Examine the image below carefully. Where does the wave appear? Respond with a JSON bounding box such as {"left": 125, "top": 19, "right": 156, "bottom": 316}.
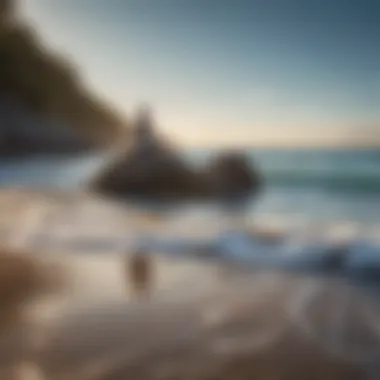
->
{"left": 188, "top": 148, "right": 380, "bottom": 194}
{"left": 263, "top": 169, "right": 380, "bottom": 193}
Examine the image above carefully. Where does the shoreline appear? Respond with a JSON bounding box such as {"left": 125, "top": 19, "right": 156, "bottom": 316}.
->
{"left": 0, "top": 188, "right": 379, "bottom": 378}
{"left": 0, "top": 188, "right": 379, "bottom": 286}
{"left": 0, "top": 187, "right": 380, "bottom": 250}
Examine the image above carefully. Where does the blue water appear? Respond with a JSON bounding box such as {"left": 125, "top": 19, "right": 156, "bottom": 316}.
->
{"left": 255, "top": 148, "right": 380, "bottom": 225}
{"left": 0, "top": 148, "right": 380, "bottom": 225}
{"left": 187, "top": 147, "right": 380, "bottom": 225}
{"left": 0, "top": 154, "right": 107, "bottom": 189}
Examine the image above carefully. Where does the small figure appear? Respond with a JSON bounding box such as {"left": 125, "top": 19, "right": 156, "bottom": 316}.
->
{"left": 125, "top": 249, "right": 153, "bottom": 299}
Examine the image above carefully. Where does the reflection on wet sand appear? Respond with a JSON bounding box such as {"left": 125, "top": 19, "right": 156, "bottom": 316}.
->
{"left": 0, "top": 249, "right": 380, "bottom": 379}
{"left": 0, "top": 249, "right": 67, "bottom": 380}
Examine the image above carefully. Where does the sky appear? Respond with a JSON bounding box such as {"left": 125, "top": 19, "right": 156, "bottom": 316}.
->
{"left": 19, "top": 0, "right": 380, "bottom": 147}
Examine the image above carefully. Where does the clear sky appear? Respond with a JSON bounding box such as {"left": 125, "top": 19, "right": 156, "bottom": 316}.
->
{"left": 20, "top": 0, "right": 380, "bottom": 147}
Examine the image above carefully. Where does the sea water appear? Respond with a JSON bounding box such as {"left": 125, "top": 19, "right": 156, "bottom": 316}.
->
{"left": 184, "top": 147, "right": 380, "bottom": 226}
{"left": 1, "top": 148, "right": 380, "bottom": 287}
{"left": 1, "top": 148, "right": 380, "bottom": 226}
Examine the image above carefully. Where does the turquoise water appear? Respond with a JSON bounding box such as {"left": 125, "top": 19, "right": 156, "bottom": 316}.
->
{"left": 0, "top": 148, "right": 380, "bottom": 225}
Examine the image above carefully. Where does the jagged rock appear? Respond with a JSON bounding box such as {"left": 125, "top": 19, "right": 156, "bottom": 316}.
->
{"left": 90, "top": 106, "right": 262, "bottom": 201}
{"left": 91, "top": 146, "right": 262, "bottom": 201}
{"left": 90, "top": 144, "right": 204, "bottom": 199}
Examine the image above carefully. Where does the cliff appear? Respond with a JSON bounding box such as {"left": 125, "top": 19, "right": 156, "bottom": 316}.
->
{"left": 0, "top": 0, "right": 127, "bottom": 156}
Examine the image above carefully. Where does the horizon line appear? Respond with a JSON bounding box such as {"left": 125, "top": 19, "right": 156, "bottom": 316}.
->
{"left": 179, "top": 142, "right": 380, "bottom": 150}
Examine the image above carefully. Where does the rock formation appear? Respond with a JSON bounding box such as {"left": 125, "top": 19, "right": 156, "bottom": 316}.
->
{"left": 90, "top": 107, "right": 202, "bottom": 198}
{"left": 204, "top": 150, "right": 262, "bottom": 201}
{"left": 90, "top": 106, "right": 262, "bottom": 201}
{"left": 0, "top": 2, "right": 125, "bottom": 156}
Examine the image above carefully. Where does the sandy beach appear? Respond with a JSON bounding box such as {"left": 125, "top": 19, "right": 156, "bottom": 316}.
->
{"left": 0, "top": 188, "right": 379, "bottom": 379}
{"left": 1, "top": 249, "right": 380, "bottom": 379}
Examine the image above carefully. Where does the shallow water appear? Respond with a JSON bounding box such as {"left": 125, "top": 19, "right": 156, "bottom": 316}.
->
{"left": 1, "top": 148, "right": 380, "bottom": 226}
{"left": 1, "top": 149, "right": 380, "bottom": 284}
{"left": 186, "top": 147, "right": 380, "bottom": 225}
{"left": 0, "top": 154, "right": 106, "bottom": 190}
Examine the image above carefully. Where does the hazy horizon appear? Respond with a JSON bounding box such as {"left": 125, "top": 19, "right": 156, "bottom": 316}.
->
{"left": 20, "top": 0, "right": 380, "bottom": 148}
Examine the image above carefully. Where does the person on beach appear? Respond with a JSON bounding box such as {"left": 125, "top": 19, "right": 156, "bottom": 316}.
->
{"left": 125, "top": 249, "right": 154, "bottom": 299}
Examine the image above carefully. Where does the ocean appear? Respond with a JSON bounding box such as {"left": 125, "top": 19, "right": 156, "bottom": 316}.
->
{"left": 187, "top": 147, "right": 380, "bottom": 226}
{"left": 0, "top": 147, "right": 380, "bottom": 227}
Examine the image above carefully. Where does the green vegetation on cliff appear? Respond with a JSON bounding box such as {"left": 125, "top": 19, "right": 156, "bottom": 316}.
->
{"left": 0, "top": 0, "right": 127, "bottom": 151}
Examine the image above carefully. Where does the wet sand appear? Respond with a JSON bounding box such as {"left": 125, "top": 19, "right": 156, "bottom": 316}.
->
{"left": 1, "top": 188, "right": 376, "bottom": 256}
{"left": 0, "top": 249, "right": 379, "bottom": 379}
{"left": 0, "top": 189, "right": 380, "bottom": 379}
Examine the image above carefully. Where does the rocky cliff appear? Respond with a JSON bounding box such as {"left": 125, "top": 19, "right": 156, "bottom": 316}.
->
{"left": 0, "top": 0, "right": 127, "bottom": 156}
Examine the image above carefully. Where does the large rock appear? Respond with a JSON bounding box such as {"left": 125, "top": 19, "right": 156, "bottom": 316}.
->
{"left": 204, "top": 151, "right": 262, "bottom": 200}
{"left": 90, "top": 106, "right": 262, "bottom": 201}
{"left": 91, "top": 147, "right": 262, "bottom": 201}
{"left": 90, "top": 144, "right": 205, "bottom": 199}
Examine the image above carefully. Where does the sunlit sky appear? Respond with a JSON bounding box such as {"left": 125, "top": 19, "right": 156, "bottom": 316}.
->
{"left": 20, "top": 0, "right": 380, "bottom": 147}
